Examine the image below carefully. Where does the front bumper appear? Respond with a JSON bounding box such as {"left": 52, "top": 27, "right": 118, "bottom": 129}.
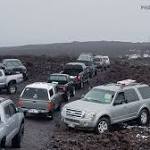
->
{"left": 61, "top": 116, "right": 96, "bottom": 129}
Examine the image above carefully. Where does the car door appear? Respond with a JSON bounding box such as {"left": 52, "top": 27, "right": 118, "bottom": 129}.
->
{"left": 0, "top": 70, "right": 6, "bottom": 85}
{"left": 124, "top": 89, "right": 141, "bottom": 119}
{"left": 111, "top": 92, "right": 128, "bottom": 123}
{"left": 4, "top": 104, "right": 16, "bottom": 142}
{"left": 50, "top": 88, "right": 60, "bottom": 109}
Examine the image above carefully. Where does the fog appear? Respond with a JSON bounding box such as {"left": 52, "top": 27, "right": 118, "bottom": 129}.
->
{"left": 0, "top": 0, "right": 150, "bottom": 46}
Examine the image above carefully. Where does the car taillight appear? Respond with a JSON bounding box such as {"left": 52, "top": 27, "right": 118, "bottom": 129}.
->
{"left": 48, "top": 102, "right": 55, "bottom": 111}
{"left": 17, "top": 99, "right": 23, "bottom": 107}
{"left": 76, "top": 75, "right": 81, "bottom": 81}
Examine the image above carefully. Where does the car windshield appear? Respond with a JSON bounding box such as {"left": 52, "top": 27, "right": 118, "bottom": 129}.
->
{"left": 5, "top": 60, "right": 23, "bottom": 67}
{"left": 21, "top": 88, "right": 48, "bottom": 100}
{"left": 83, "top": 88, "right": 115, "bottom": 104}
{"left": 49, "top": 75, "right": 68, "bottom": 84}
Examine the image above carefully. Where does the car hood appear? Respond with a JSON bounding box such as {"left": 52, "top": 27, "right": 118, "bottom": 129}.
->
{"left": 64, "top": 99, "right": 111, "bottom": 113}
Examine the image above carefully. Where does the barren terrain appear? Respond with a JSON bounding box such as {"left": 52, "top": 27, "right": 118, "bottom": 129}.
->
{"left": 1, "top": 56, "right": 150, "bottom": 150}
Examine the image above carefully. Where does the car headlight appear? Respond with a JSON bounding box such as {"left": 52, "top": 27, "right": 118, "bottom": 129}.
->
{"left": 83, "top": 112, "right": 96, "bottom": 120}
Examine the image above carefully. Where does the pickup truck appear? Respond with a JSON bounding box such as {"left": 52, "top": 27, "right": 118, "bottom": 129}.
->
{"left": 0, "top": 97, "right": 24, "bottom": 148}
{"left": 0, "top": 69, "right": 23, "bottom": 94}
{"left": 77, "top": 60, "right": 97, "bottom": 78}
{"left": 61, "top": 62, "right": 89, "bottom": 89}
{"left": 61, "top": 79, "right": 150, "bottom": 134}
{"left": 18, "top": 82, "right": 64, "bottom": 119}
{"left": 48, "top": 73, "right": 75, "bottom": 101}
{"left": 0, "top": 59, "right": 27, "bottom": 80}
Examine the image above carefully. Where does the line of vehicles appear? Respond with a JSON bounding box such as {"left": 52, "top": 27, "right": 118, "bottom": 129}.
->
{"left": 3, "top": 54, "right": 150, "bottom": 148}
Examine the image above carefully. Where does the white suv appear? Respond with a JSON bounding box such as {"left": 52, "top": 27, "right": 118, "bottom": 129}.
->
{"left": 0, "top": 97, "right": 24, "bottom": 148}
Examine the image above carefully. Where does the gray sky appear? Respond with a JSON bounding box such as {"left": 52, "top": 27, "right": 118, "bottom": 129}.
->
{"left": 0, "top": 0, "right": 150, "bottom": 46}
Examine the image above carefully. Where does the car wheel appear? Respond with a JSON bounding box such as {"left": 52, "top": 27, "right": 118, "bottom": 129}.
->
{"left": 1, "top": 137, "right": 6, "bottom": 148}
{"left": 71, "top": 87, "right": 75, "bottom": 97}
{"left": 7, "top": 83, "right": 17, "bottom": 94}
{"left": 138, "top": 109, "right": 149, "bottom": 125}
{"left": 96, "top": 117, "right": 110, "bottom": 134}
{"left": 12, "top": 123, "right": 24, "bottom": 148}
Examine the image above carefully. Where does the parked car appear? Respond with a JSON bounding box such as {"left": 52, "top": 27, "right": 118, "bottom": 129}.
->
{"left": 48, "top": 73, "right": 75, "bottom": 101}
{"left": 77, "top": 60, "right": 97, "bottom": 78}
{"left": 0, "top": 69, "right": 23, "bottom": 94}
{"left": 0, "top": 59, "right": 28, "bottom": 80}
{"left": 61, "top": 79, "right": 150, "bottom": 134}
{"left": 61, "top": 62, "right": 89, "bottom": 89}
{"left": 0, "top": 97, "right": 24, "bottom": 148}
{"left": 94, "top": 55, "right": 110, "bottom": 69}
{"left": 18, "top": 82, "right": 63, "bottom": 118}
{"left": 77, "top": 53, "right": 94, "bottom": 62}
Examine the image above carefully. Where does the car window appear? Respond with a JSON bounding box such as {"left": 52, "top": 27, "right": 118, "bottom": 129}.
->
{"left": 4, "top": 105, "right": 11, "bottom": 118}
{"left": 49, "top": 89, "right": 54, "bottom": 97}
{"left": 124, "top": 89, "right": 139, "bottom": 102}
{"left": 0, "top": 71, "right": 2, "bottom": 76}
{"left": 114, "top": 92, "right": 126, "bottom": 105}
{"left": 138, "top": 86, "right": 150, "bottom": 99}
{"left": 9, "top": 104, "right": 16, "bottom": 116}
{"left": 22, "top": 88, "right": 48, "bottom": 100}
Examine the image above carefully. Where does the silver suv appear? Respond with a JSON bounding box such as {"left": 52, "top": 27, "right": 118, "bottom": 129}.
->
{"left": 61, "top": 79, "right": 150, "bottom": 134}
{"left": 0, "top": 98, "right": 24, "bottom": 148}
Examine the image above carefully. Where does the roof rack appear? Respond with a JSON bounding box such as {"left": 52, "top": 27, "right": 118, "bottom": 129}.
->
{"left": 117, "top": 79, "right": 139, "bottom": 88}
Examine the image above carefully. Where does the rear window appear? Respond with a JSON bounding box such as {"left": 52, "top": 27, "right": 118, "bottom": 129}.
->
{"left": 22, "top": 88, "right": 48, "bottom": 100}
{"left": 138, "top": 86, "right": 150, "bottom": 99}
{"left": 49, "top": 75, "right": 67, "bottom": 81}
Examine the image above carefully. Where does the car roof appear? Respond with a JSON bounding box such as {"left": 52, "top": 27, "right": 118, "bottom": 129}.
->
{"left": 3, "top": 59, "right": 21, "bottom": 62}
{"left": 94, "top": 83, "right": 148, "bottom": 92}
{"left": 50, "top": 73, "right": 69, "bottom": 77}
{"left": 25, "top": 82, "right": 56, "bottom": 90}
{"left": 66, "top": 62, "right": 86, "bottom": 67}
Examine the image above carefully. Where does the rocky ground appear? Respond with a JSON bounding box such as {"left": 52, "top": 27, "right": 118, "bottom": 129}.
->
{"left": 1, "top": 56, "right": 150, "bottom": 150}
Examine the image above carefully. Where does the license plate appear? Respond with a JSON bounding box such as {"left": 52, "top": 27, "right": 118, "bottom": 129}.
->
{"left": 28, "top": 109, "right": 39, "bottom": 114}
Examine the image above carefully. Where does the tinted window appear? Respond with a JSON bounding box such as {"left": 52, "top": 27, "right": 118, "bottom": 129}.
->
{"left": 0, "top": 71, "right": 2, "bottom": 76}
{"left": 4, "top": 105, "right": 11, "bottom": 118}
{"left": 9, "top": 104, "right": 16, "bottom": 116}
{"left": 49, "top": 89, "right": 54, "bottom": 97}
{"left": 114, "top": 92, "right": 126, "bottom": 105}
{"left": 22, "top": 88, "right": 48, "bottom": 100}
{"left": 138, "top": 86, "right": 150, "bottom": 99}
{"left": 124, "top": 89, "right": 139, "bottom": 102}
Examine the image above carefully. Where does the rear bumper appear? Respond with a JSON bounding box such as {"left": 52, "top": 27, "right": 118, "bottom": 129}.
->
{"left": 20, "top": 107, "right": 49, "bottom": 114}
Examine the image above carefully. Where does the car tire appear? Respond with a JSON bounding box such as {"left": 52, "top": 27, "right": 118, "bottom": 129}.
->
{"left": 7, "top": 83, "right": 17, "bottom": 94}
{"left": 138, "top": 109, "right": 149, "bottom": 125}
{"left": 95, "top": 117, "right": 110, "bottom": 134}
{"left": 71, "top": 87, "right": 75, "bottom": 97}
{"left": 12, "top": 123, "right": 24, "bottom": 148}
{"left": 1, "top": 137, "right": 6, "bottom": 148}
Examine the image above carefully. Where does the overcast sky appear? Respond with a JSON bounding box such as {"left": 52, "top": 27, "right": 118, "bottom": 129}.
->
{"left": 0, "top": 0, "right": 150, "bottom": 46}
